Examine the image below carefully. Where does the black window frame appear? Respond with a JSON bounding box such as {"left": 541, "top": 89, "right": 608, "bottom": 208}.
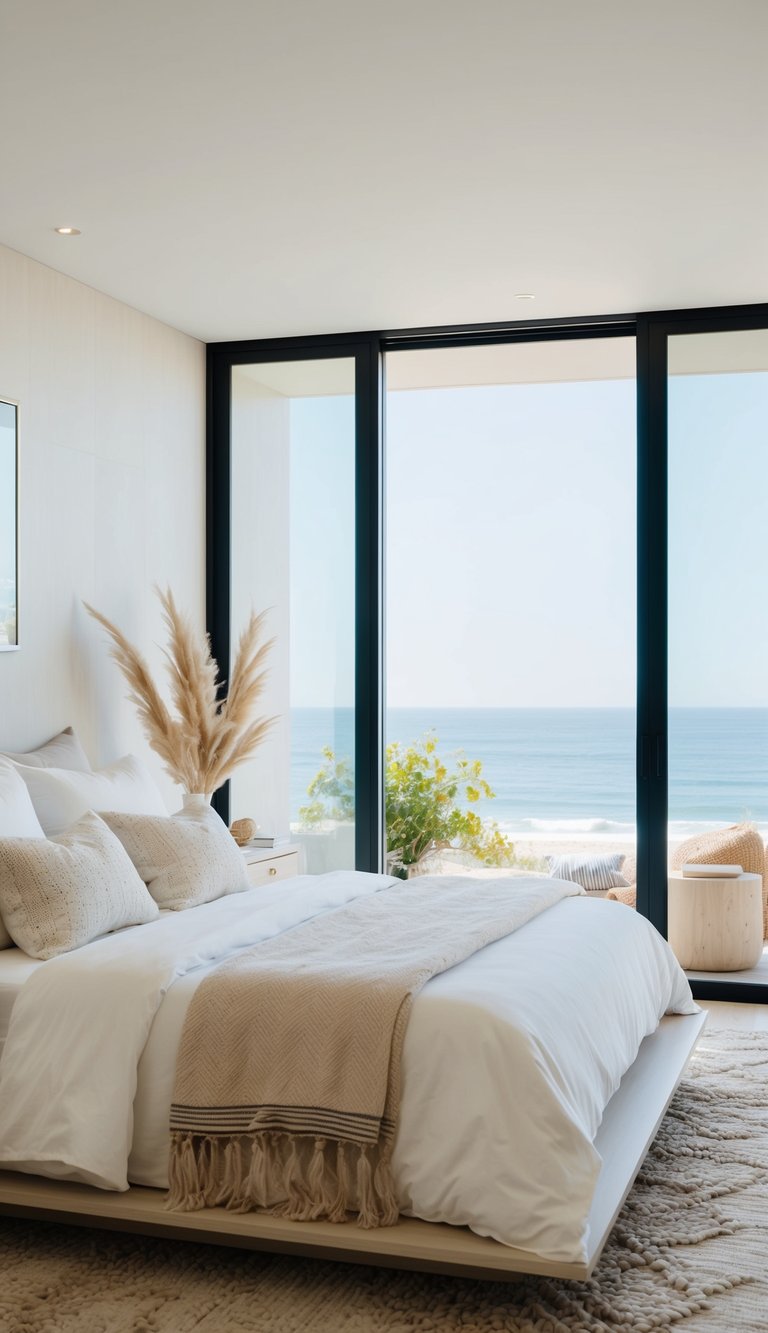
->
{"left": 637, "top": 303, "right": 768, "bottom": 1002}
{"left": 207, "top": 334, "right": 383, "bottom": 871}
{"left": 208, "top": 301, "right": 768, "bottom": 1004}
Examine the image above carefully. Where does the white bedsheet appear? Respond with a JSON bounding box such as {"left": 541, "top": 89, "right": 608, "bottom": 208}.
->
{"left": 0, "top": 873, "right": 697, "bottom": 1263}
{"left": 0, "top": 950, "right": 44, "bottom": 1055}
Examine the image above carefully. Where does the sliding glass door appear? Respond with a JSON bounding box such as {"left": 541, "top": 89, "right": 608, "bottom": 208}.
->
{"left": 209, "top": 303, "right": 768, "bottom": 1000}
{"left": 384, "top": 338, "right": 637, "bottom": 885}
{"left": 667, "top": 325, "right": 768, "bottom": 990}
{"left": 218, "top": 341, "right": 381, "bottom": 873}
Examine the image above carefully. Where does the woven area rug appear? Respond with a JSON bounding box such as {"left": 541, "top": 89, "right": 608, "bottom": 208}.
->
{"left": 2, "top": 1028, "right": 768, "bottom": 1333}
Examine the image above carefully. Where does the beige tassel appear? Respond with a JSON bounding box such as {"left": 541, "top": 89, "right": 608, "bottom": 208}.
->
{"left": 356, "top": 1144, "right": 378, "bottom": 1228}
{"left": 232, "top": 1133, "right": 270, "bottom": 1214}
{"left": 283, "top": 1135, "right": 301, "bottom": 1208}
{"left": 165, "top": 1133, "right": 186, "bottom": 1211}
{"left": 280, "top": 1134, "right": 315, "bottom": 1219}
{"left": 327, "top": 1141, "right": 350, "bottom": 1224}
{"left": 167, "top": 1131, "right": 399, "bottom": 1228}
{"left": 225, "top": 1139, "right": 247, "bottom": 1210}
{"left": 171, "top": 1135, "right": 204, "bottom": 1211}
{"left": 373, "top": 1148, "right": 400, "bottom": 1227}
{"left": 203, "top": 1137, "right": 223, "bottom": 1206}
{"left": 216, "top": 1139, "right": 244, "bottom": 1209}
{"left": 195, "top": 1137, "right": 212, "bottom": 1203}
{"left": 213, "top": 1140, "right": 235, "bottom": 1206}
{"left": 306, "top": 1137, "right": 338, "bottom": 1220}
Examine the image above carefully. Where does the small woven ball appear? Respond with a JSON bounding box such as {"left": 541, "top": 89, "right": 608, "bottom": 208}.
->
{"left": 230, "top": 817, "right": 256, "bottom": 846}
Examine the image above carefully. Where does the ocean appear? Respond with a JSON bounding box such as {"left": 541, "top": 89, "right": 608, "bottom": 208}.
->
{"left": 290, "top": 707, "right": 768, "bottom": 842}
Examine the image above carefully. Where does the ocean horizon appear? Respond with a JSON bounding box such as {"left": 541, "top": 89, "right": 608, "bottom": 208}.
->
{"left": 289, "top": 706, "right": 768, "bottom": 842}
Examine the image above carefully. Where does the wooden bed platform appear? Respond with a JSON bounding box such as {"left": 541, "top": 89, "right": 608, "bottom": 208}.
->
{"left": 0, "top": 1010, "right": 706, "bottom": 1283}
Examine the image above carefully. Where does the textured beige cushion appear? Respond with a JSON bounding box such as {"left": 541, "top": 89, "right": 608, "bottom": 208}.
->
{"left": 606, "top": 883, "right": 637, "bottom": 908}
{"left": 101, "top": 807, "right": 249, "bottom": 910}
{"left": 606, "top": 853, "right": 637, "bottom": 907}
{"left": 608, "top": 834, "right": 768, "bottom": 926}
{"left": 0, "top": 760, "right": 47, "bottom": 948}
{"left": 1, "top": 726, "right": 91, "bottom": 772}
{"left": 670, "top": 823, "right": 768, "bottom": 937}
{"left": 0, "top": 811, "right": 159, "bottom": 959}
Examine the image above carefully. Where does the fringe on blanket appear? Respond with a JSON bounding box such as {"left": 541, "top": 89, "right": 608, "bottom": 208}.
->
{"left": 166, "top": 1131, "right": 400, "bottom": 1228}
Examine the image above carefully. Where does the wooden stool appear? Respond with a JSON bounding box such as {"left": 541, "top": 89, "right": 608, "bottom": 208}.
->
{"left": 667, "top": 872, "right": 763, "bottom": 971}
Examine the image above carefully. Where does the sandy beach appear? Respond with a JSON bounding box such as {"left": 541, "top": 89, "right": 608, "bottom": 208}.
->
{"left": 412, "top": 831, "right": 704, "bottom": 882}
{"left": 512, "top": 835, "right": 635, "bottom": 866}
{"left": 407, "top": 835, "right": 639, "bottom": 880}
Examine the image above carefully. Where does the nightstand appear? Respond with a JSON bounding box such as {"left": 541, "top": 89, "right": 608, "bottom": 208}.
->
{"left": 240, "top": 843, "right": 301, "bottom": 887}
{"left": 668, "top": 871, "right": 763, "bottom": 971}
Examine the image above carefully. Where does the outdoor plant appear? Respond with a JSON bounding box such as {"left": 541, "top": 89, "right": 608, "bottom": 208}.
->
{"left": 300, "top": 732, "right": 524, "bottom": 878}
{"left": 300, "top": 748, "right": 355, "bottom": 828}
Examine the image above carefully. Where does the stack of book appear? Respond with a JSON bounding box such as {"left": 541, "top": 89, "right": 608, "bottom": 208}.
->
{"left": 681, "top": 863, "right": 743, "bottom": 878}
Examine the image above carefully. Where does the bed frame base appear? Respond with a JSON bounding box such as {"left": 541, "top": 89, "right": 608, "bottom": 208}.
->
{"left": 0, "top": 1011, "right": 706, "bottom": 1282}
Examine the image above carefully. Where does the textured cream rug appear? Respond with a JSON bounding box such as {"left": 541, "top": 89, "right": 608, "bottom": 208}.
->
{"left": 2, "top": 1029, "right": 768, "bottom": 1333}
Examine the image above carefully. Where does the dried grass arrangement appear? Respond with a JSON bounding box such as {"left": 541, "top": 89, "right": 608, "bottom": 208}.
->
{"left": 85, "top": 589, "right": 277, "bottom": 798}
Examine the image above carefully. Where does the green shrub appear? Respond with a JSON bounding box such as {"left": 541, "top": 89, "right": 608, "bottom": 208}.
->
{"left": 300, "top": 731, "right": 527, "bottom": 878}
{"left": 299, "top": 748, "right": 355, "bottom": 828}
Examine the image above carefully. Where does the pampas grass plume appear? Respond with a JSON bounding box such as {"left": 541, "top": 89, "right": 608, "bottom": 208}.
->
{"left": 84, "top": 590, "right": 277, "bottom": 795}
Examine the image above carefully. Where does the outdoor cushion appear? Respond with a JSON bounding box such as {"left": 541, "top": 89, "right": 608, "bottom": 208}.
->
{"left": 606, "top": 852, "right": 637, "bottom": 907}
{"left": 545, "top": 852, "right": 628, "bottom": 892}
{"left": 670, "top": 823, "right": 767, "bottom": 938}
{"left": 606, "top": 883, "right": 636, "bottom": 908}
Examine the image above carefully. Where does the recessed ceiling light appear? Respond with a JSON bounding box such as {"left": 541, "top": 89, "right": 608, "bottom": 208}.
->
{"left": 54, "top": 226, "right": 81, "bottom": 236}
{"left": 514, "top": 292, "right": 535, "bottom": 300}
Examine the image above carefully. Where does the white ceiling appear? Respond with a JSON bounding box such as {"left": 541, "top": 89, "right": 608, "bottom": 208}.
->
{"left": 232, "top": 331, "right": 768, "bottom": 397}
{"left": 1, "top": 0, "right": 766, "bottom": 344}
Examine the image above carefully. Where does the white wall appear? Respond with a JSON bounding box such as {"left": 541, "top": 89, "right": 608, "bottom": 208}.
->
{"left": 229, "top": 370, "right": 291, "bottom": 836}
{"left": 0, "top": 243, "right": 206, "bottom": 808}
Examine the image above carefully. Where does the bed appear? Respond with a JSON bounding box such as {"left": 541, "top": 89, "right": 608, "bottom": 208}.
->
{"left": 0, "top": 870, "right": 704, "bottom": 1282}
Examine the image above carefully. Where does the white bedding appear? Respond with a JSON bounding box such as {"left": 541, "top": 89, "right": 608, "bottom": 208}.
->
{"left": 0, "top": 950, "right": 44, "bottom": 1055}
{"left": 0, "top": 872, "right": 697, "bottom": 1263}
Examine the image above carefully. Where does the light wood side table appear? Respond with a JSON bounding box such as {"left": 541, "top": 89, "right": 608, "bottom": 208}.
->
{"left": 667, "top": 871, "right": 763, "bottom": 971}
{"left": 240, "top": 843, "right": 301, "bottom": 888}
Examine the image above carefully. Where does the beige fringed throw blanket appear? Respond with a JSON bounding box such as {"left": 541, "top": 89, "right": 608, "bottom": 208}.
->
{"left": 168, "top": 873, "right": 580, "bottom": 1225}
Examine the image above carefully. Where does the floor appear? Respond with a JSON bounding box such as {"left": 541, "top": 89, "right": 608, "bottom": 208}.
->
{"left": 698, "top": 997, "right": 768, "bottom": 1030}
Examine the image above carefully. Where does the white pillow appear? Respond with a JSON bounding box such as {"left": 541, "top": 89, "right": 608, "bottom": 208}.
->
{"left": 12, "top": 754, "right": 168, "bottom": 837}
{"left": 0, "top": 760, "right": 45, "bottom": 839}
{"left": 0, "top": 760, "right": 46, "bottom": 948}
{"left": 1, "top": 726, "right": 92, "bottom": 773}
{"left": 102, "top": 806, "right": 249, "bottom": 910}
{"left": 0, "top": 811, "right": 159, "bottom": 959}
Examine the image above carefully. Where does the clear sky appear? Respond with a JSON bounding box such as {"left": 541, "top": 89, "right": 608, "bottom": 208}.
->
{"left": 669, "top": 370, "right": 768, "bottom": 708}
{"left": 287, "top": 361, "right": 768, "bottom": 710}
{"left": 290, "top": 394, "right": 355, "bottom": 709}
{"left": 386, "top": 373, "right": 636, "bottom": 708}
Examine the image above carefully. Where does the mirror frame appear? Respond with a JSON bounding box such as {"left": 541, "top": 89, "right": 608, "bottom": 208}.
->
{"left": 0, "top": 396, "right": 18, "bottom": 652}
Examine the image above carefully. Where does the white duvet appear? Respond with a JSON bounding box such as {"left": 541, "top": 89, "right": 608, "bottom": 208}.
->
{"left": 0, "top": 871, "right": 697, "bottom": 1263}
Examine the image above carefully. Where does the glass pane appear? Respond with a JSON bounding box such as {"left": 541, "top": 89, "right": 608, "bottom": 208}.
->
{"left": 385, "top": 339, "right": 636, "bottom": 886}
{"left": 230, "top": 358, "right": 356, "bottom": 871}
{"left": 669, "top": 329, "right": 768, "bottom": 978}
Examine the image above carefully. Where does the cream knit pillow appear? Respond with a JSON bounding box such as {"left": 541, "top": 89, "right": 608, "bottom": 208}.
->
{"left": 0, "top": 759, "right": 47, "bottom": 948}
{"left": 101, "top": 807, "right": 249, "bottom": 910}
{"left": 0, "top": 811, "right": 159, "bottom": 959}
